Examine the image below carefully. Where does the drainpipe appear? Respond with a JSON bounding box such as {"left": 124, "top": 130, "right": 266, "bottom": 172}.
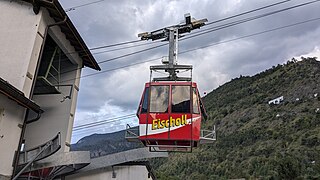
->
{"left": 11, "top": 10, "right": 67, "bottom": 177}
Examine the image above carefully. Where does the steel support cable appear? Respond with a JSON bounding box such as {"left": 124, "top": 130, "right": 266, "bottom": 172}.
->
{"left": 183, "top": 0, "right": 320, "bottom": 40}
{"left": 179, "top": 17, "right": 320, "bottom": 55}
{"left": 68, "top": 17, "right": 320, "bottom": 134}
{"left": 93, "top": 41, "right": 162, "bottom": 55}
{"left": 60, "top": 16, "right": 320, "bottom": 83}
{"left": 73, "top": 113, "right": 136, "bottom": 129}
{"left": 74, "top": 14, "right": 320, "bottom": 131}
{"left": 60, "top": 57, "right": 160, "bottom": 83}
{"left": 60, "top": 0, "right": 318, "bottom": 75}
{"left": 97, "top": 43, "right": 168, "bottom": 64}
{"left": 58, "top": 6, "right": 295, "bottom": 77}
{"left": 51, "top": 0, "right": 304, "bottom": 66}
{"left": 39, "top": 1, "right": 320, "bottom": 85}
{"left": 205, "top": 0, "right": 291, "bottom": 26}
{"left": 61, "top": 0, "right": 291, "bottom": 56}
{"left": 58, "top": 43, "right": 166, "bottom": 77}
{"left": 49, "top": 41, "right": 163, "bottom": 69}
{"left": 73, "top": 115, "right": 136, "bottom": 131}
{"left": 61, "top": 39, "right": 145, "bottom": 56}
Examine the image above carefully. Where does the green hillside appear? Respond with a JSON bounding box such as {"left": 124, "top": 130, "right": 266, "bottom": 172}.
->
{"left": 152, "top": 57, "right": 320, "bottom": 179}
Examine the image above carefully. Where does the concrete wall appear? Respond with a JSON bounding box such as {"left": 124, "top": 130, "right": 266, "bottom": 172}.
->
{"left": 66, "top": 165, "right": 152, "bottom": 180}
{"left": 0, "top": 0, "right": 84, "bottom": 177}
{"left": 0, "top": 1, "right": 42, "bottom": 177}
{"left": 0, "top": 95, "right": 27, "bottom": 178}
{"left": 23, "top": 65, "right": 81, "bottom": 153}
{"left": 23, "top": 8, "right": 83, "bottom": 153}
{"left": 0, "top": 0, "right": 42, "bottom": 97}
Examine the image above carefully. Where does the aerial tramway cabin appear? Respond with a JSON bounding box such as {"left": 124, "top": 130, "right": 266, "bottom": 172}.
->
{"left": 126, "top": 14, "right": 216, "bottom": 152}
{"left": 137, "top": 81, "right": 207, "bottom": 152}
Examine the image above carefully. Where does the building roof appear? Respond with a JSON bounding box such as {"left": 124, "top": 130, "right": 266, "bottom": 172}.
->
{"left": 0, "top": 77, "right": 43, "bottom": 114}
{"left": 79, "top": 148, "right": 168, "bottom": 171}
{"left": 68, "top": 148, "right": 167, "bottom": 180}
{"left": 23, "top": 0, "right": 101, "bottom": 71}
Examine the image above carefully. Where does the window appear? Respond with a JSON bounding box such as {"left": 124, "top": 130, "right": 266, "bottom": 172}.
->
{"left": 172, "top": 86, "right": 190, "bottom": 113}
{"left": 193, "top": 88, "right": 200, "bottom": 114}
{"left": 150, "top": 86, "right": 169, "bottom": 113}
{"left": 141, "top": 87, "right": 149, "bottom": 113}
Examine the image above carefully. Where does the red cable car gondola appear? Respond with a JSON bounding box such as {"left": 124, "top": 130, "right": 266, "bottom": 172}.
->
{"left": 137, "top": 81, "right": 207, "bottom": 152}
{"left": 126, "top": 14, "right": 215, "bottom": 152}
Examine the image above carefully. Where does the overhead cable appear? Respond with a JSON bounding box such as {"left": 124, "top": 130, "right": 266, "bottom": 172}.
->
{"left": 61, "top": 16, "right": 320, "bottom": 84}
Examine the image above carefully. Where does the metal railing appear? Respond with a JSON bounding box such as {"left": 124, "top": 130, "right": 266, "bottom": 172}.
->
{"left": 200, "top": 125, "right": 216, "bottom": 144}
{"left": 125, "top": 124, "right": 139, "bottom": 142}
{"left": 18, "top": 132, "right": 61, "bottom": 165}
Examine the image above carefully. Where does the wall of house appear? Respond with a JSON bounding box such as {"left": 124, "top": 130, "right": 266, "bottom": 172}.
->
{"left": 0, "top": 0, "right": 85, "bottom": 178}
{"left": 23, "top": 8, "right": 83, "bottom": 153}
{"left": 0, "top": 1, "right": 42, "bottom": 178}
{"left": 0, "top": 96, "right": 27, "bottom": 179}
{"left": 66, "top": 166, "right": 152, "bottom": 180}
{"left": 23, "top": 65, "right": 81, "bottom": 153}
{"left": 0, "top": 0, "right": 42, "bottom": 97}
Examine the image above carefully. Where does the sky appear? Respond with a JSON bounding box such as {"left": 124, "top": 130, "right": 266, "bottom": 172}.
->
{"left": 58, "top": 0, "right": 320, "bottom": 143}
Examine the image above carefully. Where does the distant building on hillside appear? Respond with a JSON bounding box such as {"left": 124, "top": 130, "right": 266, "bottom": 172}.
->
{"left": 268, "top": 96, "right": 284, "bottom": 105}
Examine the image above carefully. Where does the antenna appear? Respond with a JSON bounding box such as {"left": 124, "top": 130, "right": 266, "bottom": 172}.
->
{"left": 138, "top": 13, "right": 207, "bottom": 81}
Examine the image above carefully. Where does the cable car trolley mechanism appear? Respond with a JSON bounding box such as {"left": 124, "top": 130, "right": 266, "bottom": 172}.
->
{"left": 126, "top": 14, "right": 216, "bottom": 152}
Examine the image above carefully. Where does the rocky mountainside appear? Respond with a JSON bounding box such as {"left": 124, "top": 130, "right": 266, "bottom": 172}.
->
{"left": 152, "top": 57, "right": 320, "bottom": 179}
{"left": 71, "top": 129, "right": 143, "bottom": 158}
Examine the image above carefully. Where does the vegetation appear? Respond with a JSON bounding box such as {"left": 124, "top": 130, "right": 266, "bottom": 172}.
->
{"left": 152, "top": 57, "right": 320, "bottom": 179}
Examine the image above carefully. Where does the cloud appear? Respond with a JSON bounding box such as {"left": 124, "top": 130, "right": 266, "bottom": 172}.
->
{"left": 59, "top": 0, "right": 320, "bottom": 140}
{"left": 71, "top": 100, "right": 137, "bottom": 143}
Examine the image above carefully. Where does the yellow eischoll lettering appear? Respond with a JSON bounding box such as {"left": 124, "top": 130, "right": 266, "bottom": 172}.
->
{"left": 175, "top": 118, "right": 180, "bottom": 126}
{"left": 164, "top": 120, "right": 168, "bottom": 128}
{"left": 151, "top": 114, "right": 188, "bottom": 130}
{"left": 160, "top": 119, "right": 166, "bottom": 129}
{"left": 170, "top": 117, "right": 175, "bottom": 127}
{"left": 152, "top": 119, "right": 158, "bottom": 130}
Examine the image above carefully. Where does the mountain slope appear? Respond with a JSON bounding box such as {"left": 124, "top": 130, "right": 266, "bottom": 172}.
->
{"left": 152, "top": 57, "right": 320, "bottom": 179}
{"left": 71, "top": 129, "right": 143, "bottom": 158}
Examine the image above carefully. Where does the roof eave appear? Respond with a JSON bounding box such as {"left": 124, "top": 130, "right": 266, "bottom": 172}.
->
{"left": 23, "top": 0, "right": 101, "bottom": 71}
{"left": 0, "top": 77, "right": 43, "bottom": 114}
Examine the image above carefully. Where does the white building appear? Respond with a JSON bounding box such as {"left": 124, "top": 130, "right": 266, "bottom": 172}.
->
{"left": 268, "top": 96, "right": 284, "bottom": 105}
{"left": 0, "top": 0, "right": 100, "bottom": 179}
{"left": 66, "top": 148, "right": 168, "bottom": 180}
